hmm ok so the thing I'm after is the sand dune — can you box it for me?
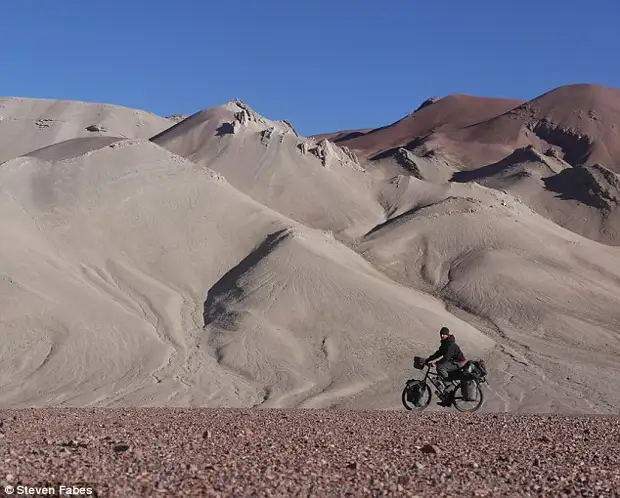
[1,90,619,413]
[152,100,385,240]
[0,135,492,410]
[450,146,620,245]
[0,97,171,163]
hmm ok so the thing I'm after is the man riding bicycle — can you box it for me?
[425,327,467,392]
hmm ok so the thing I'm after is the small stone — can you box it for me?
[6,474,14,482]
[347,461,358,470]
[202,430,212,439]
[113,444,130,453]
[420,444,440,455]
[415,462,425,470]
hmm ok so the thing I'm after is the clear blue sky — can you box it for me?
[2,0,618,136]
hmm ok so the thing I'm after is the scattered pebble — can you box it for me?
[420,444,440,454]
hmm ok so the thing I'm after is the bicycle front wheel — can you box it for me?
[402,380,432,411]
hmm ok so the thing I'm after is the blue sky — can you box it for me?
[1,0,618,136]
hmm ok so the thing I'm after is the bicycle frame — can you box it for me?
[417,364,461,396]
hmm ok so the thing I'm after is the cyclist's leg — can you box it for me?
[437,361,460,389]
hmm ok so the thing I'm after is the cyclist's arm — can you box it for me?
[426,349,443,362]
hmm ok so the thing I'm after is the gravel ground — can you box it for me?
[0,408,618,497]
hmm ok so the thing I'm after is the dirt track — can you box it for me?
[0,408,618,497]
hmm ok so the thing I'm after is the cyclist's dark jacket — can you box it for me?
[426,335,465,363]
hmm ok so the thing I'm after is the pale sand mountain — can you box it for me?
[0,97,172,163]
[0,136,493,410]
[152,100,385,240]
[365,147,462,186]
[451,146,620,245]
[0,95,619,414]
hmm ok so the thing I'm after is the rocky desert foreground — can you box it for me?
[1,409,619,497]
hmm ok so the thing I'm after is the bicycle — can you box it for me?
[402,356,487,412]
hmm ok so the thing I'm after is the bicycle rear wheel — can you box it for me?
[452,382,484,412]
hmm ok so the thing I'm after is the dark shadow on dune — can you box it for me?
[531,120,594,167]
[369,147,403,161]
[403,134,434,150]
[450,162,512,183]
[368,136,436,161]
[363,196,483,240]
[203,229,291,329]
[332,131,369,143]
[362,208,419,239]
[362,199,456,239]
[544,173,600,208]
[543,165,620,209]
[215,122,235,136]
[450,147,557,183]
[367,135,432,162]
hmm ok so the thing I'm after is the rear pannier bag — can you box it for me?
[462,379,477,401]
